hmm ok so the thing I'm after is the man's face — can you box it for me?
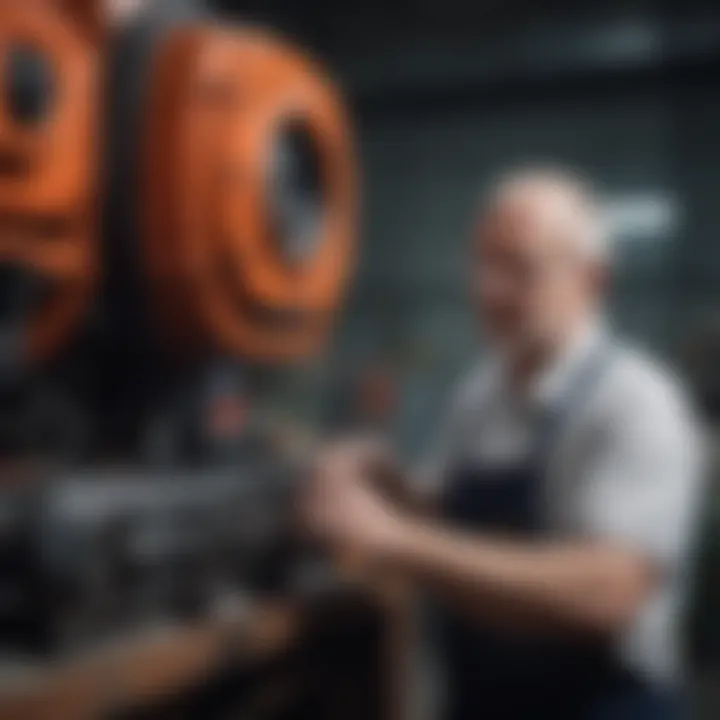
[472,189,602,352]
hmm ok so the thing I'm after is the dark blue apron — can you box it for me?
[438,347,683,720]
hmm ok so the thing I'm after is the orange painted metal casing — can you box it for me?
[143,27,358,362]
[0,0,100,362]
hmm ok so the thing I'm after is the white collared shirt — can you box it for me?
[426,322,705,685]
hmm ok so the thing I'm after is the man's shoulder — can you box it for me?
[599,339,697,429]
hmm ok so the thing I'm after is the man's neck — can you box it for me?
[509,345,550,392]
[507,315,598,392]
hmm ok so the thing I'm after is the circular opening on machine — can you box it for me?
[5,43,55,127]
[268,120,327,266]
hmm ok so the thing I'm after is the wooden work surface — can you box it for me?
[0,599,301,720]
[0,583,413,720]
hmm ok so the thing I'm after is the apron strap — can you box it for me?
[534,343,615,464]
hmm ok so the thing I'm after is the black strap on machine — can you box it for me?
[97,0,207,450]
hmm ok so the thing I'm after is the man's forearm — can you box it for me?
[384,519,655,635]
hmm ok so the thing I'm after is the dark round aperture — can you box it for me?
[269,121,326,265]
[6,44,55,126]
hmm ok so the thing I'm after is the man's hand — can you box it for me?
[302,441,410,561]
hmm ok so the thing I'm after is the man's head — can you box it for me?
[473,167,609,356]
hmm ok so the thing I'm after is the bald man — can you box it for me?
[305,168,703,719]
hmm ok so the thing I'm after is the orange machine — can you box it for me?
[0,9,408,720]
